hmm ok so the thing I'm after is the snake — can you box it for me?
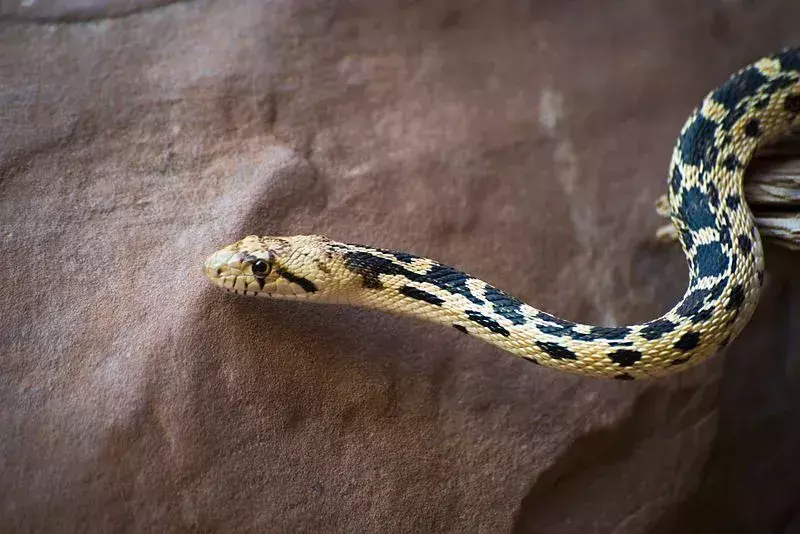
[204,48,800,380]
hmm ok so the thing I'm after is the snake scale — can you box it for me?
[205,48,800,379]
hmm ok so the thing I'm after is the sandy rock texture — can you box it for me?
[1,1,799,532]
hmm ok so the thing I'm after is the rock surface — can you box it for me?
[1,1,799,532]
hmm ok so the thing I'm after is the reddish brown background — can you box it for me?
[1,1,799,532]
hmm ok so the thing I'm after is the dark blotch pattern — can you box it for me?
[721,154,742,171]
[727,284,745,311]
[342,250,484,304]
[275,267,318,293]
[608,349,643,367]
[343,251,389,289]
[453,324,468,334]
[670,356,691,366]
[681,228,694,250]
[676,288,710,320]
[709,280,727,300]
[640,319,677,340]
[738,234,752,255]
[614,373,635,381]
[694,242,728,278]
[707,182,719,207]
[674,331,701,351]
[535,312,578,337]
[484,286,527,325]
[712,66,769,110]
[465,310,509,337]
[535,341,577,360]
[785,94,800,114]
[679,187,717,231]
[399,286,444,306]
[670,167,684,196]
[426,265,485,305]
[777,48,800,70]
[589,326,631,340]
[725,194,741,211]
[744,118,761,138]
[679,115,719,168]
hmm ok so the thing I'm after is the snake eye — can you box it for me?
[252,259,271,277]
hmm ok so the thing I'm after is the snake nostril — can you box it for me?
[216,268,223,275]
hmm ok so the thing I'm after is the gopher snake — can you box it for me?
[205,49,800,379]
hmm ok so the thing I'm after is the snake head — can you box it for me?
[204,235,336,298]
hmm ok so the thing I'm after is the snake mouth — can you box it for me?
[211,274,317,298]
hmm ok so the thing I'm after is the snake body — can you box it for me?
[205,48,800,379]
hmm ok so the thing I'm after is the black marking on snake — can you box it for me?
[465,310,509,337]
[676,288,710,321]
[399,286,444,306]
[721,154,742,171]
[786,95,800,114]
[608,349,643,367]
[718,224,732,250]
[680,187,716,231]
[709,280,727,300]
[706,182,719,208]
[694,309,713,323]
[729,252,738,275]
[753,96,771,110]
[589,326,631,340]
[713,65,795,133]
[427,265,486,305]
[374,248,417,264]
[536,311,574,327]
[640,319,677,340]
[744,118,761,138]
[453,324,468,334]
[614,373,635,381]
[674,331,701,351]
[680,114,719,168]
[738,234,752,255]
[534,312,578,337]
[343,252,387,289]
[719,210,733,249]
[694,242,727,278]
[777,48,800,70]
[534,312,631,342]
[256,277,265,290]
[726,284,745,311]
[535,341,577,360]
[483,286,527,325]
[681,228,694,250]
[670,356,691,366]
[344,252,488,305]
[713,65,769,111]
[670,167,684,196]
[275,267,318,293]
[726,194,741,211]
